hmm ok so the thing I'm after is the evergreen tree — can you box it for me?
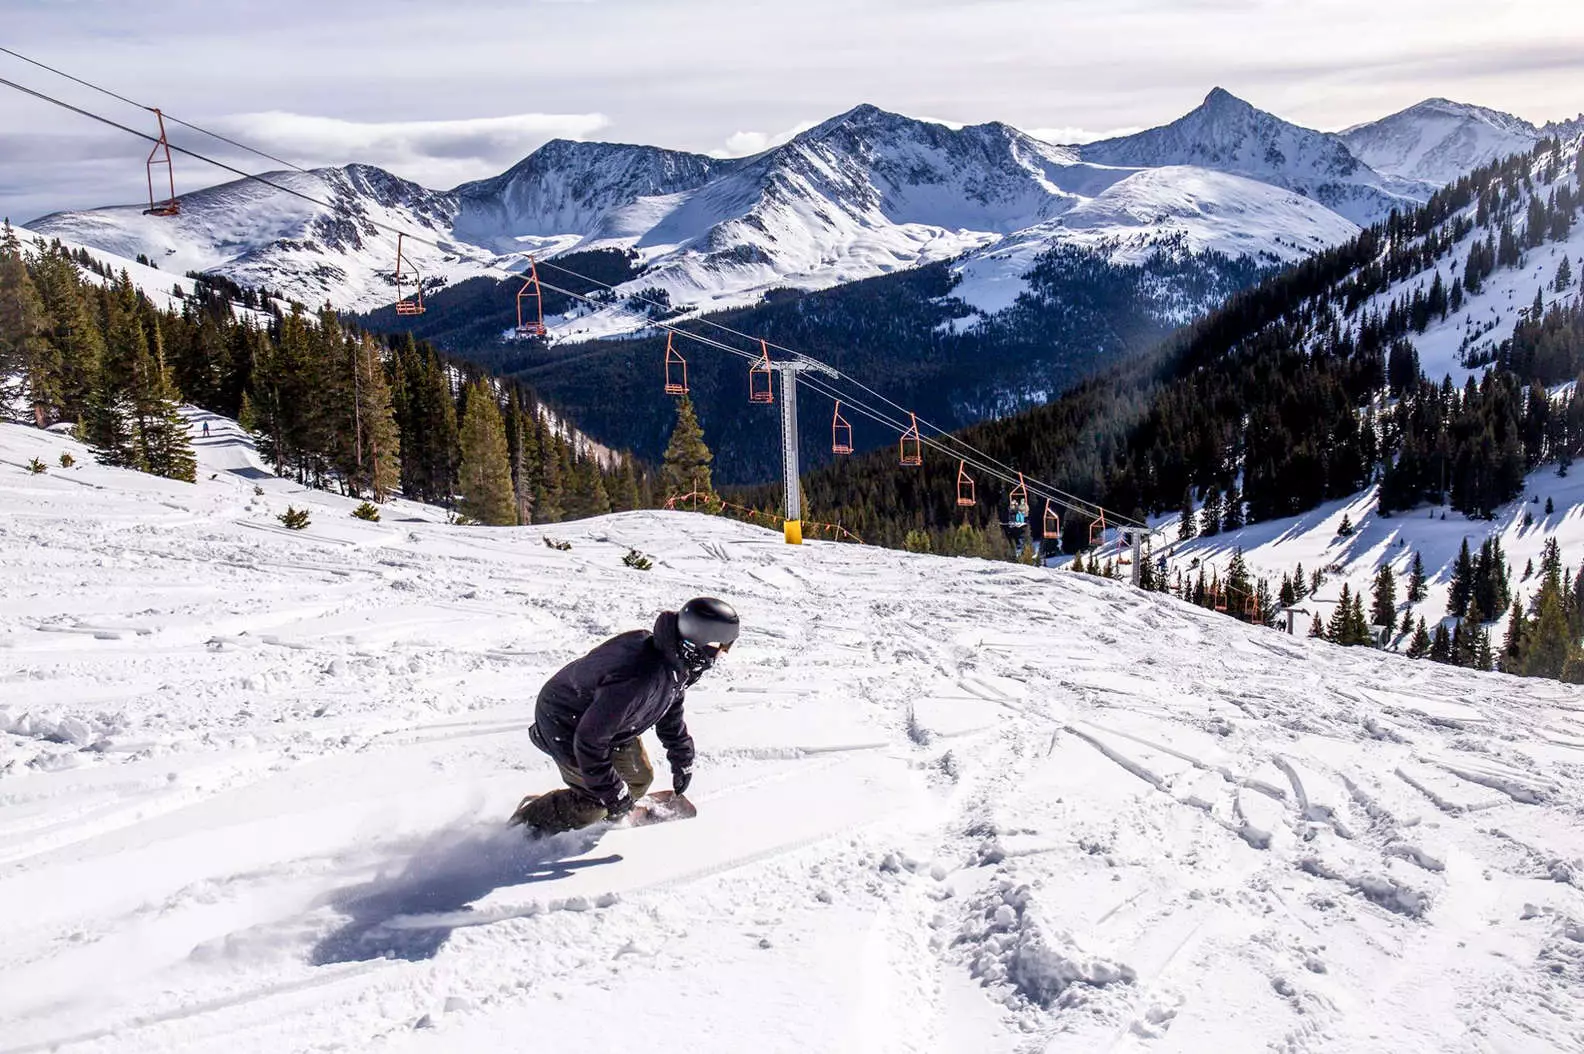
[1177,488,1196,540]
[350,336,401,501]
[1222,486,1244,532]
[1522,585,1576,679]
[130,319,195,482]
[1407,617,1432,658]
[1400,607,1416,637]
[0,223,58,426]
[1292,562,1308,601]
[1448,538,1474,618]
[534,415,565,522]
[456,378,517,525]
[1370,565,1398,628]
[1430,623,1453,663]
[661,394,714,500]
[1328,585,1354,643]
[1407,551,1428,603]
[1199,486,1222,537]
[1309,612,1325,638]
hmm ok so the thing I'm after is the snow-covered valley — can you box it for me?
[4,416,1584,1053]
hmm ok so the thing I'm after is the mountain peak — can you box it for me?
[1202,86,1252,112]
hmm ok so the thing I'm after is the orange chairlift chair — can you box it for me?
[1214,582,1229,612]
[956,461,975,506]
[749,341,774,404]
[832,401,853,454]
[899,412,923,466]
[1088,510,1107,547]
[663,332,688,395]
[393,234,425,316]
[516,259,547,337]
[1041,501,1060,542]
[143,108,180,217]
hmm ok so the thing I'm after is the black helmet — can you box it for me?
[677,597,740,650]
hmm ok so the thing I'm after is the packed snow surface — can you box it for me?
[4,417,1584,1053]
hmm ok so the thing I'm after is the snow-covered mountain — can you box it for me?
[1079,88,1428,226]
[25,90,1576,342]
[19,94,1400,333]
[25,164,488,312]
[1341,98,1543,188]
[5,413,1584,1052]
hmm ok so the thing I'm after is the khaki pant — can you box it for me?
[516,739,653,833]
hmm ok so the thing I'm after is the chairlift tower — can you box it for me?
[771,357,839,544]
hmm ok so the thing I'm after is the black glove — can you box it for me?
[605,792,635,821]
[672,764,693,796]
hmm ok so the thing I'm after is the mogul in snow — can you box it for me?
[509,598,739,835]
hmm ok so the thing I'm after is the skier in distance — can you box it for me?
[509,597,739,835]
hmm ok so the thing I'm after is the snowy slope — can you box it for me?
[4,418,1584,1053]
[1082,88,1430,226]
[26,95,1398,335]
[1341,99,1542,190]
[27,165,493,313]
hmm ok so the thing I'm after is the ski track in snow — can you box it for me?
[3,414,1584,1053]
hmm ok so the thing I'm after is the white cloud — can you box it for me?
[1025,126,1147,146]
[209,111,611,187]
[710,120,822,159]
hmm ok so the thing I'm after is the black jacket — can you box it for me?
[532,612,696,808]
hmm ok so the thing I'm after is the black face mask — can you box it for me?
[677,639,722,685]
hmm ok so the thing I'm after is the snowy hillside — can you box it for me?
[4,418,1584,1053]
[26,164,493,313]
[1342,99,1543,190]
[25,92,1462,337]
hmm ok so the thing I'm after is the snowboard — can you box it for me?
[507,789,697,830]
[624,789,697,827]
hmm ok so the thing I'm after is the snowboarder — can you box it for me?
[509,597,739,835]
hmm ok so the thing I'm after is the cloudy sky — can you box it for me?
[2,0,1581,220]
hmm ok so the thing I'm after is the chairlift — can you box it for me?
[956,460,975,507]
[750,340,774,404]
[1244,593,1260,620]
[899,412,922,467]
[143,108,180,217]
[1088,511,1106,547]
[516,258,546,337]
[1010,472,1027,507]
[1214,584,1229,612]
[832,401,853,454]
[664,332,688,395]
[393,234,424,316]
[1041,501,1059,541]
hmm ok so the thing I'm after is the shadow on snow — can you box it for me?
[310,824,620,965]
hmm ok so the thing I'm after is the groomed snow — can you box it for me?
[3,416,1584,1053]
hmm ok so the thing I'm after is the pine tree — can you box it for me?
[662,394,714,501]
[1309,612,1325,638]
[350,336,401,501]
[1222,486,1244,532]
[1199,487,1222,537]
[0,222,58,427]
[1328,585,1354,642]
[1292,562,1308,601]
[131,319,196,483]
[1371,565,1398,628]
[1178,488,1196,540]
[1429,623,1453,663]
[1407,552,1427,602]
[504,390,538,524]
[534,415,565,522]
[456,379,517,525]
[1501,597,1528,672]
[1475,627,1495,671]
[1349,589,1371,645]
[1522,586,1575,679]
[1448,538,1474,618]
[1407,617,1432,658]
